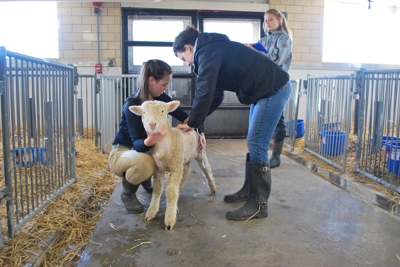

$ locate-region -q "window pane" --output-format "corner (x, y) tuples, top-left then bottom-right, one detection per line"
(204, 18), (260, 43)
(170, 78), (192, 106)
(0, 2), (58, 58)
(128, 15), (192, 42)
(127, 46), (190, 73)
(323, 1), (400, 65)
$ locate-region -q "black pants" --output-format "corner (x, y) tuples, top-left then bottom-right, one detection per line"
(273, 113), (286, 143)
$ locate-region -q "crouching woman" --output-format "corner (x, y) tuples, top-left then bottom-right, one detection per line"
(108, 59), (189, 213)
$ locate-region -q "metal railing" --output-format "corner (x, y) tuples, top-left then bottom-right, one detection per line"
(283, 79), (303, 151)
(99, 74), (140, 153)
(304, 74), (354, 172)
(74, 74), (99, 145)
(0, 47), (76, 249)
(355, 69), (400, 193)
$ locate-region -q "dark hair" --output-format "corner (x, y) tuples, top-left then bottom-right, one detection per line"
(173, 26), (200, 57)
(265, 9), (292, 37)
(132, 59), (172, 104)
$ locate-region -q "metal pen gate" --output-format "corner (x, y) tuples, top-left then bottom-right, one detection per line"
(304, 74), (354, 172)
(0, 47), (76, 250)
(74, 74), (100, 146)
(283, 79), (303, 151)
(355, 69), (400, 193)
(99, 74), (141, 153)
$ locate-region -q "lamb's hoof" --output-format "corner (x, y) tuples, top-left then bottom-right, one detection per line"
(210, 186), (217, 195)
(165, 224), (174, 230)
(145, 212), (155, 221)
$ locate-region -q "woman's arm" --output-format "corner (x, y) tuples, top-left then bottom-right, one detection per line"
(124, 101), (153, 152)
(188, 49), (223, 129)
(265, 34), (292, 68)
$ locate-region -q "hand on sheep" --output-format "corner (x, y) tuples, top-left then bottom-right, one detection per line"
(176, 123), (194, 132)
(144, 125), (167, 146)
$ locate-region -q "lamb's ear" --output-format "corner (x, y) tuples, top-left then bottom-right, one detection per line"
(167, 100), (180, 113)
(129, 105), (143, 116)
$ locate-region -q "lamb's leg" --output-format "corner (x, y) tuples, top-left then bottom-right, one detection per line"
(145, 169), (163, 221)
(179, 163), (191, 192)
(164, 167), (182, 230)
(195, 154), (217, 195)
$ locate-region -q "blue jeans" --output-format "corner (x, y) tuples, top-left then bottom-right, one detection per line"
(247, 81), (292, 162)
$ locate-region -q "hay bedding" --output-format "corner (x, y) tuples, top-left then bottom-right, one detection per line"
(0, 136), (119, 266)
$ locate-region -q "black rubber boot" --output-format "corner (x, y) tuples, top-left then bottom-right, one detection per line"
(224, 153), (250, 203)
(141, 177), (153, 193)
(121, 175), (144, 214)
(226, 162), (271, 221)
(270, 140), (284, 169)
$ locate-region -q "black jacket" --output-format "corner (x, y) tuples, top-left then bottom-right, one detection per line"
(113, 93), (188, 152)
(188, 33), (289, 129)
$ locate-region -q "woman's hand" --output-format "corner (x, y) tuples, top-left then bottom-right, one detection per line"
(176, 124), (194, 132)
(144, 125), (167, 146)
(183, 116), (189, 124)
(246, 43), (255, 49)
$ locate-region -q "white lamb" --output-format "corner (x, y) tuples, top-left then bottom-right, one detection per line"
(129, 100), (217, 230)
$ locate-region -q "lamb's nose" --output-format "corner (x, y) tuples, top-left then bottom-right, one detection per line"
(149, 123), (156, 129)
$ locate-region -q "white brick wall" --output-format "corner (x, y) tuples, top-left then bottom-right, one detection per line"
(57, 1), (326, 69)
(57, 2), (122, 70)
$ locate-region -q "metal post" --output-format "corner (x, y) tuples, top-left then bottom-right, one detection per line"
(0, 47), (16, 239)
(77, 99), (83, 136)
(94, 73), (99, 147)
(44, 102), (53, 166)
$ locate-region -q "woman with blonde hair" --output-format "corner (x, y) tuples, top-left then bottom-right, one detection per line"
(244, 9), (293, 172)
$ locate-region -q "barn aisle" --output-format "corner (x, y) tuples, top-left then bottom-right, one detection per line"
(77, 139), (400, 267)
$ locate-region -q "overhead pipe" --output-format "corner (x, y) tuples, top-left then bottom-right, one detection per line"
(93, 2), (102, 65)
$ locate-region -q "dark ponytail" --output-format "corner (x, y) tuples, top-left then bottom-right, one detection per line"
(132, 59), (172, 104)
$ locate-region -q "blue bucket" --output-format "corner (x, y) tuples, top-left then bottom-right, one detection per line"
(319, 131), (346, 156)
(382, 136), (398, 147)
(385, 143), (400, 175)
(286, 119), (304, 139)
(10, 147), (45, 167)
(296, 119), (304, 138)
(323, 122), (341, 131)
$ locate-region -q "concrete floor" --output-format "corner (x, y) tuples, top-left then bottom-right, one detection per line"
(77, 139), (400, 267)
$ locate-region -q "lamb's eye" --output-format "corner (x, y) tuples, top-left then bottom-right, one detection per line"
(161, 109), (165, 114)
(142, 111), (145, 115)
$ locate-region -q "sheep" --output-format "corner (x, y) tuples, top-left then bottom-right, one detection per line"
(129, 100), (217, 230)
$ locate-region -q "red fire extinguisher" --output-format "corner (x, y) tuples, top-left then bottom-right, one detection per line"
(95, 63), (102, 74)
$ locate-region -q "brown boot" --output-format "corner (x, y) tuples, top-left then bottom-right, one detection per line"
(121, 175), (144, 213)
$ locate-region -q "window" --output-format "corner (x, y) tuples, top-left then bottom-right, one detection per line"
(0, 1), (58, 58)
(203, 18), (261, 44)
(123, 12), (195, 73)
(323, 0), (400, 66)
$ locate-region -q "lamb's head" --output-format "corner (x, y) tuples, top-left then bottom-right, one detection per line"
(129, 100), (180, 134)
